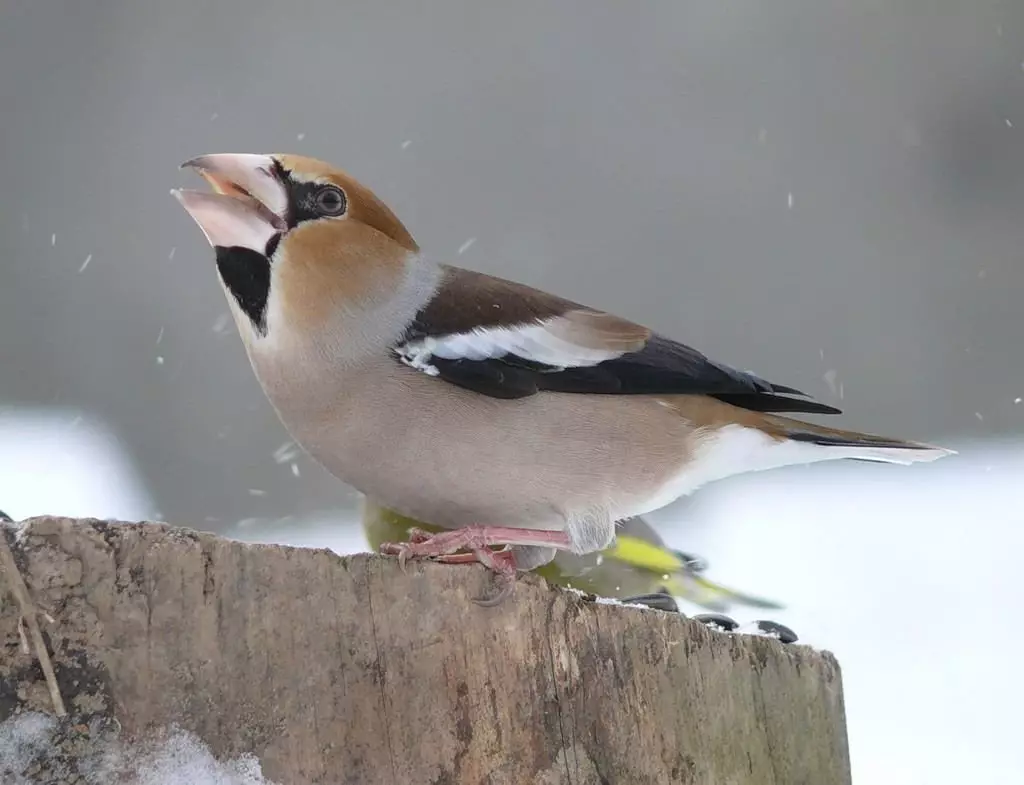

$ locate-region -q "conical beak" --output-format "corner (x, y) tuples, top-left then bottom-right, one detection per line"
(172, 153), (288, 252)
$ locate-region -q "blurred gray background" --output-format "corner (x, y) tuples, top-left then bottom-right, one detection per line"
(2, 0), (1022, 529)
(4, 4), (1024, 782)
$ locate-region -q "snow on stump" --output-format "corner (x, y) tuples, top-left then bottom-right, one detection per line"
(0, 517), (851, 784)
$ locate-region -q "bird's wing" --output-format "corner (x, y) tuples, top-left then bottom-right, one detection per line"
(394, 265), (840, 415)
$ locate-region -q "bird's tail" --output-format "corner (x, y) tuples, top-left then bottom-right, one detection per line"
(768, 415), (956, 465)
(607, 535), (783, 611)
(659, 572), (784, 612)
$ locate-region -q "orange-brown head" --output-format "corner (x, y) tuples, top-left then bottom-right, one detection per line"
(172, 153), (421, 342)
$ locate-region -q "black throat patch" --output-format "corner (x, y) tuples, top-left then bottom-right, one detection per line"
(214, 246), (271, 336)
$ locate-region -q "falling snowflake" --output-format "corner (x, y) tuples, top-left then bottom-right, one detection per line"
(212, 313), (231, 334)
(273, 441), (300, 464)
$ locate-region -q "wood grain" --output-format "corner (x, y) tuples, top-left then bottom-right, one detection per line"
(1, 517), (851, 784)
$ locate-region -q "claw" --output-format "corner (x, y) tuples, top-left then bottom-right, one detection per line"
(471, 549), (518, 606)
(378, 525), (570, 607)
(379, 540), (412, 573)
(473, 571), (516, 607)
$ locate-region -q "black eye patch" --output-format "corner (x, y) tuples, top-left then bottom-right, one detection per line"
(290, 182), (347, 224)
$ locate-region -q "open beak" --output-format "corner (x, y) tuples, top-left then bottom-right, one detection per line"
(172, 154), (289, 252)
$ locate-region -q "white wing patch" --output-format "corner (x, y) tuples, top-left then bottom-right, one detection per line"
(396, 318), (634, 376)
(396, 341), (441, 376)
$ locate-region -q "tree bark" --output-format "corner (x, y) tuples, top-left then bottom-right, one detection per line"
(1, 517), (851, 784)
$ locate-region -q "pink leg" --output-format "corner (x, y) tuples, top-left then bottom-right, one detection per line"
(431, 551), (487, 565)
(379, 525), (571, 606)
(380, 525), (570, 566)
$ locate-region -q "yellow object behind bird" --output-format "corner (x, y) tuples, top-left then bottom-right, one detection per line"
(360, 497), (781, 613)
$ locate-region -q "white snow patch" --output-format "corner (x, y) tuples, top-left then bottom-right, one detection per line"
(593, 595), (655, 611)
(0, 713), (278, 785)
(0, 713), (54, 779)
(0, 407), (154, 520)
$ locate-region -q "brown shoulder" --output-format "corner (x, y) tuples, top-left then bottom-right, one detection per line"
(411, 266), (589, 336)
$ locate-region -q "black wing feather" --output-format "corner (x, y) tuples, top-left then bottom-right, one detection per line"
(430, 357), (539, 399)
(397, 266), (839, 414)
(415, 333), (840, 414)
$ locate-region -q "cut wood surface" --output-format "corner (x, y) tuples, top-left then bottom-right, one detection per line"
(0, 517), (851, 784)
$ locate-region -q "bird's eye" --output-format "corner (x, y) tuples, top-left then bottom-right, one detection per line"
(315, 186), (347, 216)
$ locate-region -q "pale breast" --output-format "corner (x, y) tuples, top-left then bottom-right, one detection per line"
(253, 353), (699, 539)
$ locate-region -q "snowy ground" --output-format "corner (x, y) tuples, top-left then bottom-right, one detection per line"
(2, 408), (1021, 784)
(0, 713), (277, 785)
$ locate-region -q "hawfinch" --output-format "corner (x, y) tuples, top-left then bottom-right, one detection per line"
(360, 496), (783, 613)
(172, 153), (953, 601)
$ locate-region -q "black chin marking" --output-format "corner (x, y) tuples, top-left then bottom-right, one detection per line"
(264, 233), (281, 259)
(214, 246), (270, 336)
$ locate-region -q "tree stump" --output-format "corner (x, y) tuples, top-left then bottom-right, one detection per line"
(0, 517), (851, 784)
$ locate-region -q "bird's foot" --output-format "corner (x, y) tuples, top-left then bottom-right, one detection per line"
(410, 543), (518, 605)
(380, 526), (494, 570)
(380, 524), (569, 566)
(403, 527), (436, 545)
(379, 525), (570, 606)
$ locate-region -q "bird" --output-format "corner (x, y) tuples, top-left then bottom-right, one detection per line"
(360, 496), (784, 613)
(171, 152), (954, 603)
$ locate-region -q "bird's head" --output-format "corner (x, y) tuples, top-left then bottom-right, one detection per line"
(172, 153), (420, 344)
